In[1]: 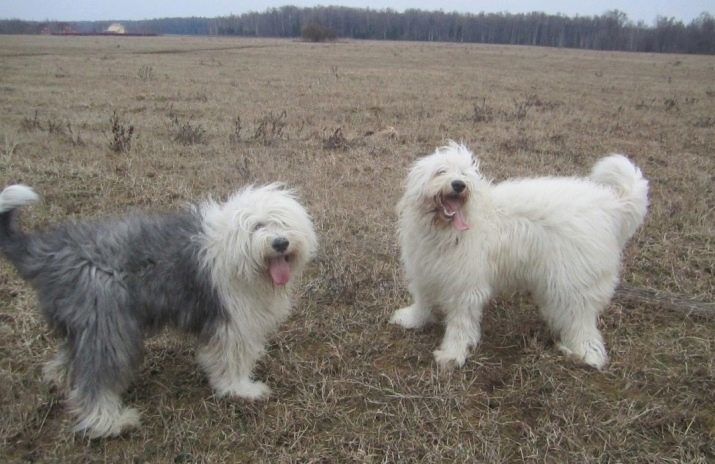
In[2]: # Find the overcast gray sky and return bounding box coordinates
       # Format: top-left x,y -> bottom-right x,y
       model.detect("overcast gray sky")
0,1 -> 711,25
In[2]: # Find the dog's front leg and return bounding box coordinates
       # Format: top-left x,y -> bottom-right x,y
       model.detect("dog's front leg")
197,323 -> 271,401
433,291 -> 487,369
390,284 -> 436,329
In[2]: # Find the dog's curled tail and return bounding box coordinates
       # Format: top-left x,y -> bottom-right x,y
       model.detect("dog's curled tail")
590,155 -> 649,246
0,185 -> 39,214
0,185 -> 39,266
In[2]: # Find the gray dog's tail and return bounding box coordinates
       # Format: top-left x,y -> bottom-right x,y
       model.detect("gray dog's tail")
0,184 -> 40,269
590,155 -> 649,247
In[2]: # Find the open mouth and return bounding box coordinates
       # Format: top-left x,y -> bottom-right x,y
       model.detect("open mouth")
436,193 -> 470,231
268,254 -> 292,286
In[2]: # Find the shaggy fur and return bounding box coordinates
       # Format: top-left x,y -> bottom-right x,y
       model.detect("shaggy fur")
390,142 -> 648,370
0,184 -> 317,438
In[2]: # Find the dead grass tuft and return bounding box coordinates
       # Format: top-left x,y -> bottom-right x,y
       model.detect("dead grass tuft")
252,111 -> 287,145
19,110 -> 42,132
19,111 -> 85,147
137,64 -> 154,82
228,115 -> 242,144
2,134 -> 19,157
107,111 -> 134,154
169,114 -> 207,146
471,98 -> 494,123
323,127 -> 349,150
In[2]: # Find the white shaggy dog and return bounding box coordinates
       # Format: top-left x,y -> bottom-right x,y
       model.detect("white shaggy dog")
390,142 -> 648,370
0,183 -> 317,438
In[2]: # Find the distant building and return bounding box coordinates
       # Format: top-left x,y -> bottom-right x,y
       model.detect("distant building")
106,23 -> 126,34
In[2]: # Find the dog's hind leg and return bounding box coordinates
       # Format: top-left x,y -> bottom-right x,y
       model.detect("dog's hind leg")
433,290 -> 488,369
65,330 -> 143,438
61,275 -> 143,438
197,322 -> 271,401
66,331 -> 142,438
555,315 -> 608,370
67,386 -> 141,439
540,294 -> 610,370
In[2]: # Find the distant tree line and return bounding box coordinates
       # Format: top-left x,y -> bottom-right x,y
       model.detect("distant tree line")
1,6 -> 713,54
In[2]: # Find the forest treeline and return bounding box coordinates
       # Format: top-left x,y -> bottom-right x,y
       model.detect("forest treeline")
1,6 -> 714,54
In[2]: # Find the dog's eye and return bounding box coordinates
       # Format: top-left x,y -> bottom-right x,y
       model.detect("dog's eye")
253,222 -> 265,231
435,169 -> 447,176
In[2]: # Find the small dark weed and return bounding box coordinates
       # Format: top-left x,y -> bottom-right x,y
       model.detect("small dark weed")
22,111 -> 84,146
522,92 -> 559,110
20,110 -> 43,132
663,97 -> 678,111
170,115 -> 207,146
137,65 -> 154,81
499,133 -> 531,153
471,98 -> 494,123
229,115 -> 242,144
500,93 -> 559,121
235,156 -> 251,179
548,133 -> 565,145
324,127 -> 349,150
693,116 -> 715,128
2,134 -> 19,157
109,111 -> 135,153
65,122 -> 85,147
192,92 -> 208,103
253,110 -> 287,145
46,118 -> 65,135
509,99 -> 530,121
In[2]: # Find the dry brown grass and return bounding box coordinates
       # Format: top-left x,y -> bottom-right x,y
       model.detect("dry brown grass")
0,35 -> 713,462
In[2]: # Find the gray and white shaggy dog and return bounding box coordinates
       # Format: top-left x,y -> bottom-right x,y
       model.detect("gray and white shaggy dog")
0,183 -> 317,438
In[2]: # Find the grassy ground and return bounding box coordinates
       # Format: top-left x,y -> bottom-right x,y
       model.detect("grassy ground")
0,35 -> 713,462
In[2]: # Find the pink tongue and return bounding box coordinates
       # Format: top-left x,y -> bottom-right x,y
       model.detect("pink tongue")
269,256 -> 291,286
452,210 -> 470,231
444,198 -> 470,231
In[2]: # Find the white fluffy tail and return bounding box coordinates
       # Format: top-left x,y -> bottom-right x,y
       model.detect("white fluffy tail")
590,154 -> 649,246
0,185 -> 39,213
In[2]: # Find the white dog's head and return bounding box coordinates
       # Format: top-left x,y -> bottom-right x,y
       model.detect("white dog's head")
200,184 -> 318,288
399,141 -> 483,231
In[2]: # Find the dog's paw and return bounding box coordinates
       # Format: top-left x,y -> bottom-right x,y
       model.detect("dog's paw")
433,348 -> 467,370
112,407 -> 141,435
558,340 -> 608,370
42,360 -> 69,389
218,380 -> 272,401
390,305 -> 433,329
580,340 -> 608,370
74,406 -> 141,439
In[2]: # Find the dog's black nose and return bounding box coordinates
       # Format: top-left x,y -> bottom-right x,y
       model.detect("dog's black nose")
451,180 -> 466,193
272,237 -> 289,253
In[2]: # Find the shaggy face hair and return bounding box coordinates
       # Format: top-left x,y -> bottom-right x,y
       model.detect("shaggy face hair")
391,142 -> 648,371
0,184 -> 317,438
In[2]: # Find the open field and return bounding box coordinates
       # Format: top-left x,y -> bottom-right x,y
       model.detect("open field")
0,35 -> 713,462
